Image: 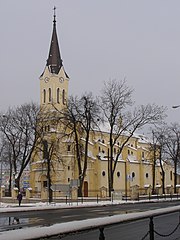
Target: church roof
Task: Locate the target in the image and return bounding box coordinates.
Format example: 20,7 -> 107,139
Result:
46,8 -> 63,74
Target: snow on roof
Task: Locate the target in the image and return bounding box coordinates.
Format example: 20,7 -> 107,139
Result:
87,150 -> 96,160
31,160 -> 47,165
138,146 -> 149,152
127,145 -> 137,151
127,155 -> 138,163
62,139 -> 74,143
98,122 -> 110,133
135,134 -> 152,144
81,138 -> 94,146
97,123 -> 152,142
96,141 -> 107,147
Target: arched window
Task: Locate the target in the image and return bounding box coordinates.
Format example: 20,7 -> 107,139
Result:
57,88 -> 60,103
117,171 -> 120,178
62,89 -> 65,105
132,172 -> 135,178
43,89 -> 46,103
49,88 -> 52,102
102,171 -> 106,176
170,171 -> 173,180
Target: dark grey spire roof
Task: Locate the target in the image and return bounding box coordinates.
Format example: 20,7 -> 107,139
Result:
46,9 -> 62,74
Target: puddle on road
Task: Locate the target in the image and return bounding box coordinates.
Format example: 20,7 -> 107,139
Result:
0,210 -> 144,232
0,216 -> 28,225
0,216 -> 43,231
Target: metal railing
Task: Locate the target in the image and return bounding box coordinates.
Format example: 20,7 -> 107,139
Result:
52,206 -> 180,240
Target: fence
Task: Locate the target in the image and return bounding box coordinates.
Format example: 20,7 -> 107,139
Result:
1,186 -> 180,202
50,206 -> 180,240
19,187 -> 180,203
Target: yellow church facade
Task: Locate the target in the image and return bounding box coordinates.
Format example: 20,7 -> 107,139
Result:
30,11 -> 174,199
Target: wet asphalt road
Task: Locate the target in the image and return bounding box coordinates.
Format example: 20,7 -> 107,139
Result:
0,200 -> 179,233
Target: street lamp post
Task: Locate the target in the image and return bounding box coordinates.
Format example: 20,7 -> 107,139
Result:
125,160 -> 127,201
0,160 -> 2,200
172,105 -> 180,109
171,105 -> 180,194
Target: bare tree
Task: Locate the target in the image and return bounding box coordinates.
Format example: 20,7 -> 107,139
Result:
0,135 -> 5,188
100,79 -> 167,196
0,136 -> 13,196
165,123 -> 180,193
41,139 -> 58,203
149,130 -> 159,194
151,128 -> 168,194
27,105 -> 63,203
60,93 -> 101,196
0,102 -> 40,191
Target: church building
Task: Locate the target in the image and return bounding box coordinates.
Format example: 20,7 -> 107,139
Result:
30,10 -> 174,199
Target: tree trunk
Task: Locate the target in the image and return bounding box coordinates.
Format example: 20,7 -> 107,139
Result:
108,132 -> 115,197
47,155 -> 52,203
8,161 -> 13,196
78,177 -> 83,197
108,148 -> 112,197
159,147 -> 165,194
152,139 -> 156,195
174,161 -> 177,194
15,177 -> 20,191
162,171 -> 165,194
108,146 -> 114,197
43,140 -> 52,203
152,161 -> 156,194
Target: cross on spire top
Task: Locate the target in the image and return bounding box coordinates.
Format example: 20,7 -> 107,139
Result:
53,6 -> 56,24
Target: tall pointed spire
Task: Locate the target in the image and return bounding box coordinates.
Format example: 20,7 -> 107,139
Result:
46,7 -> 63,74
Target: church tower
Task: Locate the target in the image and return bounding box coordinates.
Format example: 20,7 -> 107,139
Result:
40,8 -> 69,111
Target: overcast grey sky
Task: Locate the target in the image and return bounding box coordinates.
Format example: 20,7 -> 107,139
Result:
0,0 -> 180,123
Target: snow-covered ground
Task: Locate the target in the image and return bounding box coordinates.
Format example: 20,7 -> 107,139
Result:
0,199 -> 179,240
0,199 -> 133,213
